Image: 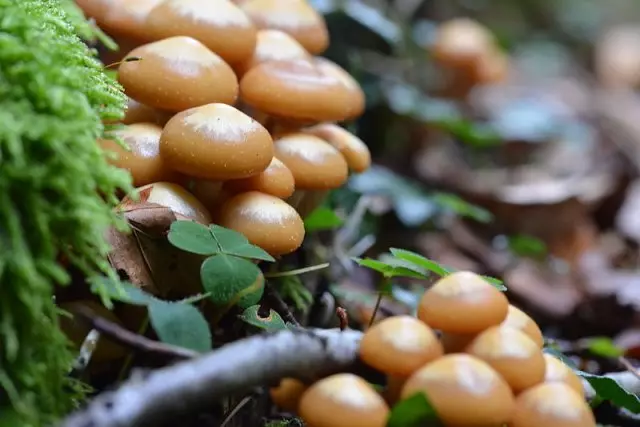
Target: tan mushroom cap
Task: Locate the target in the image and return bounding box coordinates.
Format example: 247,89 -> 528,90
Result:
439,332 -> 477,354
595,26 -> 640,89
543,354 -> 585,398
121,182 -> 212,224
99,123 -> 179,187
239,58 -> 361,123
160,103 -> 274,180
510,383 -> 596,427
269,378 -> 307,413
432,18 -> 494,69
313,58 -> 366,120
217,191 -> 305,256
273,133 -> 348,190
224,157 -> 295,199
465,326 -> 546,393
118,36 -> 238,112
75,0 -> 161,40
359,315 -> 443,377
145,0 -> 257,65
401,354 -> 515,427
501,305 -> 544,348
303,123 -> 371,172
298,373 -> 389,427
121,97 -> 174,126
417,271 -> 509,334
240,0 -> 329,55
474,45 -> 509,85
235,29 -> 310,76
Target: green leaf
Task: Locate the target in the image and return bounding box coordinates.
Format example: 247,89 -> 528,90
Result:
352,257 -> 427,279
304,207 -> 344,232
507,234 -> 547,259
578,371 -> 640,414
387,392 -> 443,427
90,277 -> 157,306
224,243 -> 275,262
584,337 -> 625,358
167,220 -> 220,255
431,192 -> 493,223
238,305 -> 287,332
147,300 -> 212,353
388,248 -> 452,277
201,254 -> 265,306
209,224 -> 275,262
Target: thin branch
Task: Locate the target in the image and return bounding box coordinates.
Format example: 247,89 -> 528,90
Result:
618,357 -> 640,381
60,328 -> 362,427
263,281 -> 301,327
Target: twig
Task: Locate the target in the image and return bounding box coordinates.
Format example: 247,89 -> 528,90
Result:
60,328 -> 362,427
336,307 -> 349,331
619,357 -> 640,381
264,281 -> 301,327
219,395 -> 255,427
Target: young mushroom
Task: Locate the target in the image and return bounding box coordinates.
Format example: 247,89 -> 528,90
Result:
401,354 -> 515,427
145,0 -> 257,65
118,36 -> 238,112
223,157 -> 295,200
273,133 -> 348,217
510,383 -> 596,427
75,0 -> 160,42
234,29 -> 310,76
464,326 -> 546,394
542,354 -> 585,398
303,123 -> 371,173
431,18 -> 494,70
417,271 -> 509,334
216,191 -> 305,256
297,373 -> 389,427
270,378 -> 307,413
240,0 -> 329,55
501,304 -> 545,348
120,97 -> 174,126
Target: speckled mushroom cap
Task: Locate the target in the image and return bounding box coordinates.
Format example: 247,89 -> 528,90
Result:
99,123 -> 179,187
303,123 -> 371,172
239,58 -> 361,123
501,305 -> 544,348
120,182 -> 212,224
510,383 -> 596,427
240,0 -> 329,55
542,354 -> 585,398
118,36 -> 238,112
432,18 -> 493,69
465,326 -> 546,393
235,29 -> 310,76
298,373 -> 389,427
273,133 -> 348,190
223,157 -> 295,199
401,354 -> 515,427
417,271 -> 509,334
145,0 -> 257,65
159,103 -> 273,180
121,97 -> 174,126
359,315 -> 443,377
75,0 -> 161,40
217,191 -> 304,256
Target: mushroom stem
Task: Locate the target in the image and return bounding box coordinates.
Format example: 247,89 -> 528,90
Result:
189,179 -> 225,218
289,190 -> 328,218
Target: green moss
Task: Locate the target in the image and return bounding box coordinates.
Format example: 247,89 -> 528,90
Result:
0,0 -> 132,425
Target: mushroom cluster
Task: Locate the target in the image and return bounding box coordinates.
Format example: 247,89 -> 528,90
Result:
78,0 -> 372,257
269,271 -> 595,427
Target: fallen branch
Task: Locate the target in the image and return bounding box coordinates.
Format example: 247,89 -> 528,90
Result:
60,328 -> 362,427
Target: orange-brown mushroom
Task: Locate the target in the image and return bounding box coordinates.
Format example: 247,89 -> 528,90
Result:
75,0 -> 160,41
223,157 -> 295,200
303,123 -> 371,173
542,354 -> 585,398
501,304 -> 545,348
118,36 -> 238,112
121,97 -> 174,126
431,18 -> 494,69
439,331 -> 477,354
270,378 -> 307,413
235,29 -> 310,76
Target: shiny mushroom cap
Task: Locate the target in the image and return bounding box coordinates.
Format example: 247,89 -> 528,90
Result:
217,191 -> 305,256
235,29 -> 310,76
465,326 -> 546,393
240,0 -> 329,55
121,97 -> 174,126
146,0 -> 257,65
501,304 -> 544,348
303,123 -> 371,172
510,383 -> 596,427
359,315 -> 443,377
401,354 -> 515,427
75,0 -> 161,40
160,103 -> 273,180
313,57 -> 366,120
239,58 -> 362,123
269,378 -> 307,413
542,354 -> 585,398
118,36 -> 238,112
417,271 -> 509,334
298,373 -> 389,427
99,123 -> 179,187
274,133 -> 348,190
223,157 -> 295,199
432,18 -> 493,69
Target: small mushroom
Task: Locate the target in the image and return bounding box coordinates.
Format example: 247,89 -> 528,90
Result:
270,378 -> 307,412
75,0 -> 160,41
297,373 -> 389,427
240,0 -> 329,55
273,133 -> 348,217
235,29 -> 310,76
595,25 -> 640,89
159,103 -> 273,181
121,97 -> 174,126
99,123 -> 180,187
542,354 -> 585,398
417,271 -> 509,334
223,157 -> 295,200
303,123 -> 371,173
401,354 -> 515,427
501,304 -> 544,348
465,326 -> 546,393
313,57 -> 366,121
510,382 -> 596,427
145,0 -> 257,65
120,182 -> 212,224
431,18 -> 494,69
240,58 -> 363,124
118,36 -> 238,112
217,191 -> 305,256
473,45 -> 510,85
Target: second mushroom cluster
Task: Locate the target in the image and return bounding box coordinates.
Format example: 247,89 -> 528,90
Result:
82,0 -> 372,257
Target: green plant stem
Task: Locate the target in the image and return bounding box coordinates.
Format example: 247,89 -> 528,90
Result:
369,277 -> 391,328
264,263 -> 330,278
